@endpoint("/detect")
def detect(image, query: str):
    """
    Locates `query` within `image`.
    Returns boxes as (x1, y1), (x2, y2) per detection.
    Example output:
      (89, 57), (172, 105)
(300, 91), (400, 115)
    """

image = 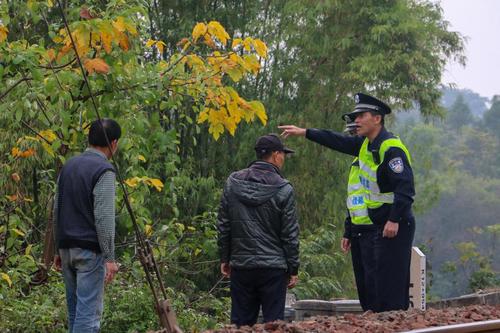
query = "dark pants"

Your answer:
(374, 218), (415, 312)
(350, 230), (377, 311)
(230, 268), (288, 327)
